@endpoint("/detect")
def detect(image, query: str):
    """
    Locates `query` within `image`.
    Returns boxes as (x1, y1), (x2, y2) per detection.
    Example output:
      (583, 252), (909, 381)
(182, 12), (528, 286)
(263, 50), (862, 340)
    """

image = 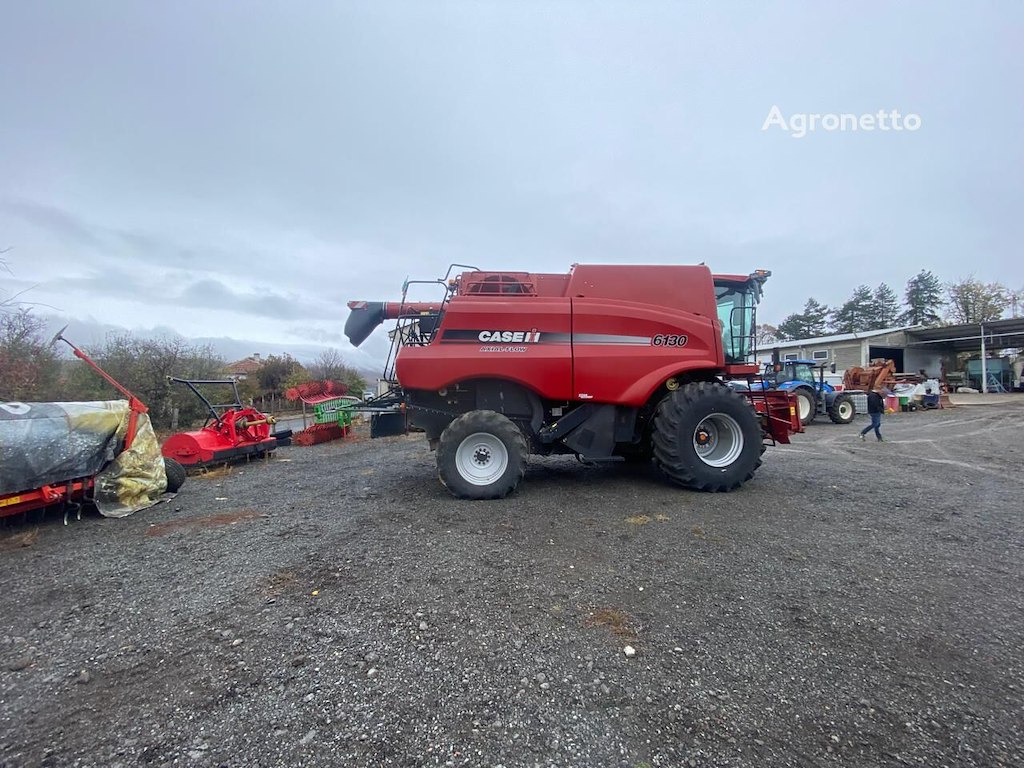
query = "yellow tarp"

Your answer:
(0, 400), (168, 518)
